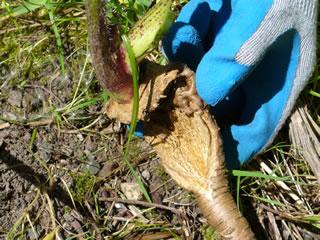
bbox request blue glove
[162,0,317,168]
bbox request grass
[121,34,152,202]
[232,146,320,237]
[0,0,319,239]
[47,1,66,75]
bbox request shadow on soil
[0,142,86,215]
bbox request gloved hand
[162,0,317,168]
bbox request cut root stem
[105,62,256,239]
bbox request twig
[99,197,182,215]
[0,116,53,127]
[132,232,173,240]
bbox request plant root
[105,61,255,239]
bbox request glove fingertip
[162,23,204,70]
[176,0,212,39]
[195,56,250,106]
[195,61,227,106]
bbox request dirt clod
[8,90,23,108]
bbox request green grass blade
[66,94,108,113]
[297,215,320,228]
[121,34,152,203]
[309,89,320,98]
[231,170,291,182]
[29,128,38,151]
[46,1,65,75]
[248,195,286,207]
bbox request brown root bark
[105,62,255,239]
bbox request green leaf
[1,0,47,18]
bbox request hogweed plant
[86,0,256,238]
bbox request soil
[0,77,206,239]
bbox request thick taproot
[105,62,255,239]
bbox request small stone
[77,133,84,141]
[15,182,24,192]
[82,160,100,175]
[141,170,151,181]
[114,203,123,209]
[120,182,143,200]
[8,90,23,107]
[60,159,68,165]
